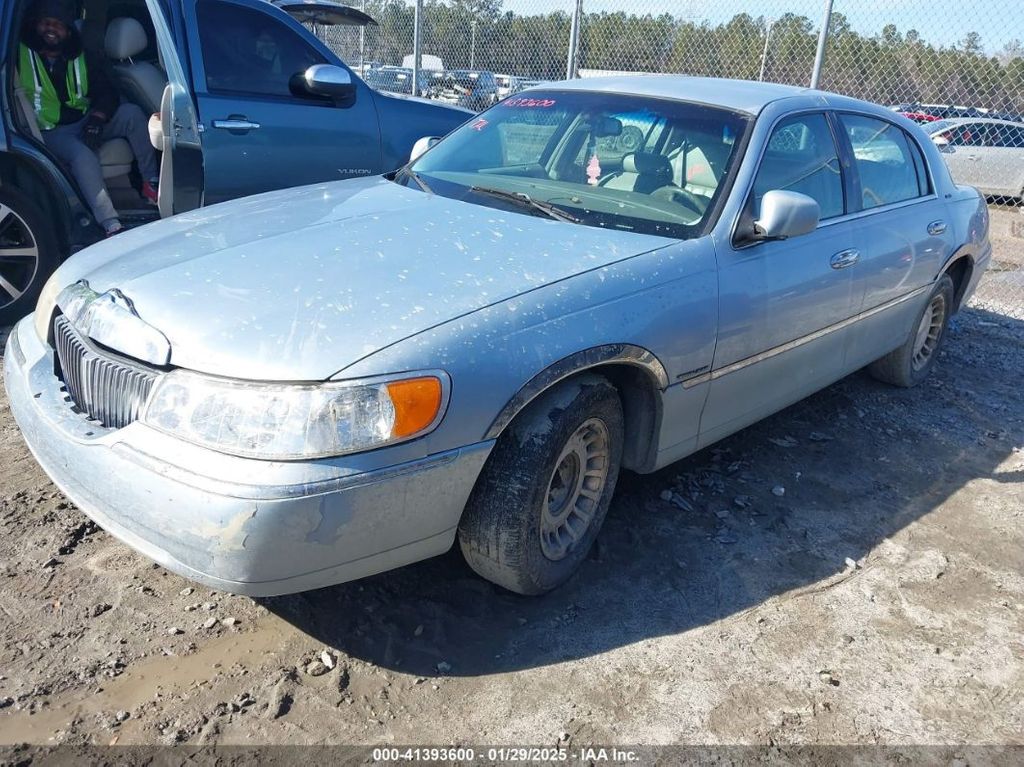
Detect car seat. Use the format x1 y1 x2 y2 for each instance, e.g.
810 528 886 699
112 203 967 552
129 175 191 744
600 151 674 194
104 17 165 115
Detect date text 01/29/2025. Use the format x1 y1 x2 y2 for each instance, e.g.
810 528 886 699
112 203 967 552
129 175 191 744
370 747 640 762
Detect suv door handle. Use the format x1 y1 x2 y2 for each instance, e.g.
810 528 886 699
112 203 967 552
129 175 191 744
927 220 947 235
212 119 261 131
830 248 860 269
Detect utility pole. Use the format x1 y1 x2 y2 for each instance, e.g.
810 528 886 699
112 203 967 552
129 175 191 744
412 0 423 96
566 0 583 80
471 19 478 69
810 0 834 88
759 18 774 81
358 0 366 73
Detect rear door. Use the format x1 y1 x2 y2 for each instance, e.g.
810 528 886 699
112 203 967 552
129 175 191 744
835 112 953 369
975 123 1024 198
184 0 383 204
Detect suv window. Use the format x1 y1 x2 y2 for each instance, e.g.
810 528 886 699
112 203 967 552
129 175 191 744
197 0 326 98
753 113 844 220
841 114 925 208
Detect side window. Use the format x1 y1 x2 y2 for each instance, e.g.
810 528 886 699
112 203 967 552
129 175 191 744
950 122 985 147
196 0 327 98
841 114 924 209
753 113 844 220
996 124 1024 148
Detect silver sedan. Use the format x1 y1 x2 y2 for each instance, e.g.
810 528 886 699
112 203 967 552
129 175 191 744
927 117 1024 199
4 77 991 596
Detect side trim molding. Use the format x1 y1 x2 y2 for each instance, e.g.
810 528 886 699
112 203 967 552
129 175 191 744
681 284 930 389
484 344 669 440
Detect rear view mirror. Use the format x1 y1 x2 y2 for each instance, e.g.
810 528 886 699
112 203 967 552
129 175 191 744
593 117 622 138
294 64 356 102
410 136 440 163
754 190 820 240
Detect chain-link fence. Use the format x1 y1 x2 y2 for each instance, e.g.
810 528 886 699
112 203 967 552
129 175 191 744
312 0 1023 319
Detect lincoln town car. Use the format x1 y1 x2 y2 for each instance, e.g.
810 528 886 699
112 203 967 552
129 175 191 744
4 77 991 596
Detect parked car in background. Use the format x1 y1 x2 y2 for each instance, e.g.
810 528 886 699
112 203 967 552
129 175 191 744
362 65 430 96
0 0 468 325
898 110 941 124
428 69 499 111
5 77 989 598
927 118 1024 199
495 73 524 100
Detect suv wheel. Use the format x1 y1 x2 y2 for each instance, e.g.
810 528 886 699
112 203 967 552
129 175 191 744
0 186 59 327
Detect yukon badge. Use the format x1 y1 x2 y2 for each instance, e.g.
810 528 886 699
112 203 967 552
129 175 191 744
56 280 172 366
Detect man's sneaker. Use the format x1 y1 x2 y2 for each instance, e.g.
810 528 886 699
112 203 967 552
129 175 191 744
141 179 159 205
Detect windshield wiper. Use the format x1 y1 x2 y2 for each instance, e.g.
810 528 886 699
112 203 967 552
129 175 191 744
403 168 434 194
468 185 581 224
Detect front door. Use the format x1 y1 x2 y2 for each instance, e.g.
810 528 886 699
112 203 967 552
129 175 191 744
145 0 203 216
185 0 383 205
700 112 858 447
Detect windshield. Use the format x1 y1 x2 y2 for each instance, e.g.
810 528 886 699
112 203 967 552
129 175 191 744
404 90 749 239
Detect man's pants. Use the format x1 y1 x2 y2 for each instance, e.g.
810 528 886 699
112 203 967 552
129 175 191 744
41 103 159 226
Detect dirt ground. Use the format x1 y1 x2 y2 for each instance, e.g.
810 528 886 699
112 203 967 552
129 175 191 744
0 262 1022 748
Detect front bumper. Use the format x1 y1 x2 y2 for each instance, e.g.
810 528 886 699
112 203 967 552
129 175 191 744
3 319 492 596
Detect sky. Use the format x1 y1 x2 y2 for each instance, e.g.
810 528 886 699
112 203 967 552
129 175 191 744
499 0 1024 52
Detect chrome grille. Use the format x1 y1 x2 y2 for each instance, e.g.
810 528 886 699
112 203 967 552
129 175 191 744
53 315 158 429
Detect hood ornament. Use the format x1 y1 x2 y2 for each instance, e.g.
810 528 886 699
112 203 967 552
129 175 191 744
57 280 172 366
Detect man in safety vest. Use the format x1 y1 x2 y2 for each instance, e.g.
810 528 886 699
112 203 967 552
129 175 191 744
20 0 158 235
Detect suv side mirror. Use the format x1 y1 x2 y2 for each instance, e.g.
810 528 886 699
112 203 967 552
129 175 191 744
754 190 820 240
294 64 356 102
410 136 440 163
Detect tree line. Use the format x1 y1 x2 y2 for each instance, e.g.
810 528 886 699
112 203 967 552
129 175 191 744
319 0 1024 114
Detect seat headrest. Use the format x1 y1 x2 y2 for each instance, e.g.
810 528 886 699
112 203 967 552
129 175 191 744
105 17 147 60
622 151 672 179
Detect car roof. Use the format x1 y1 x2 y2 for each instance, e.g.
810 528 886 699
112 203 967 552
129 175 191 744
536 76 815 115
926 117 1024 127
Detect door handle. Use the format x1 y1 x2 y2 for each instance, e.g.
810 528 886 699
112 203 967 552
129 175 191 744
927 220 947 236
212 119 261 131
830 248 860 269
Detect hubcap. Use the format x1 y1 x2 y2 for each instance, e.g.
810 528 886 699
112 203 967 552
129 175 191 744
539 417 611 561
912 293 946 372
0 203 40 308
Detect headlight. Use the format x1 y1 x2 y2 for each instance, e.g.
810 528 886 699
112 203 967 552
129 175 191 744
143 370 448 460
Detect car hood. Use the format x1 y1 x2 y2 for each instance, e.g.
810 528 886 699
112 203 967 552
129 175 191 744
62 177 670 380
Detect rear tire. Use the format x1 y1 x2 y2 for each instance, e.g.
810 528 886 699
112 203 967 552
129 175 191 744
868 274 954 388
458 374 624 596
0 186 59 326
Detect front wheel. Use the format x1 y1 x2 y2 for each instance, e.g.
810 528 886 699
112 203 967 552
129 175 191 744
0 186 59 326
458 374 624 595
868 273 954 388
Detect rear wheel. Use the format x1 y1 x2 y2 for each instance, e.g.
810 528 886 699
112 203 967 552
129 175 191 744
868 274 954 388
0 186 59 326
458 374 623 595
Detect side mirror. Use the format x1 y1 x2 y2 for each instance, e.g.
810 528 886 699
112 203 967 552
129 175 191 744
294 64 356 102
410 136 440 163
754 190 820 240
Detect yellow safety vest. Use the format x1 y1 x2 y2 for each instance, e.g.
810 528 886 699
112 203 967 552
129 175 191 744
19 43 90 130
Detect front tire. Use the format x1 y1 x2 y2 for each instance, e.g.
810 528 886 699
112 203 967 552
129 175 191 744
868 273 954 388
0 186 59 326
458 374 624 595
